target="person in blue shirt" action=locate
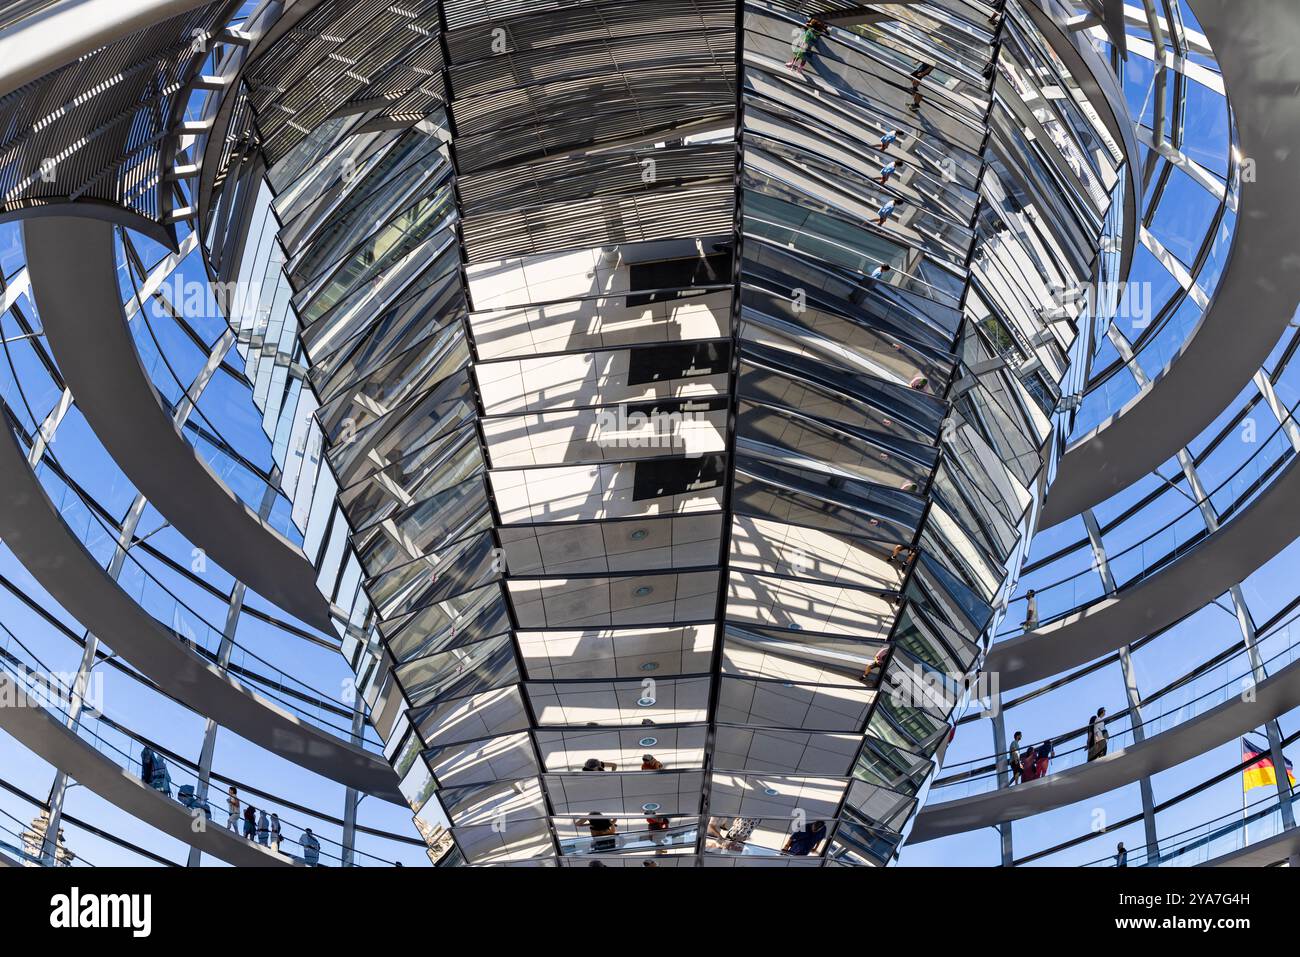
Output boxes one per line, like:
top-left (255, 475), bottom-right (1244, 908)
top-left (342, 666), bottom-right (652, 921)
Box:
top-left (301, 828), bottom-right (321, 866)
top-left (784, 820), bottom-right (827, 856)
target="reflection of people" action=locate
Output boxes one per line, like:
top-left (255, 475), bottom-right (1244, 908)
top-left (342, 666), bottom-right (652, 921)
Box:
top-left (582, 757), bottom-right (617, 772)
top-left (1008, 731), bottom-right (1023, 786)
top-left (909, 62), bottom-right (934, 111)
top-left (888, 544), bottom-right (914, 569)
top-left (876, 129), bottom-right (900, 151)
top-left (640, 754), bottom-right (664, 771)
top-left (875, 199), bottom-right (897, 226)
top-left (784, 820), bottom-right (826, 856)
top-left (578, 814), bottom-right (618, 851)
top-left (862, 646), bottom-right (889, 687)
top-left (785, 18), bottom-right (825, 73)
top-left (707, 816), bottom-right (760, 852)
top-left (1115, 842), bottom-right (1127, 867)
top-left (848, 263), bottom-right (894, 307)
top-left (878, 159), bottom-right (897, 184)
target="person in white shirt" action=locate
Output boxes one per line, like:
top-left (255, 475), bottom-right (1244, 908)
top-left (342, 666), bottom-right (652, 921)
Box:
top-left (1087, 707), bottom-right (1108, 761)
top-left (1022, 589), bottom-right (1038, 631)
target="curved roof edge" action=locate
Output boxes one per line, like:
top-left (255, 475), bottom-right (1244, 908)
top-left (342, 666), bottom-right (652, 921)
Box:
top-left (0, 408), bottom-right (403, 801)
top-left (989, 454), bottom-right (1300, 689)
top-left (23, 215), bottom-right (335, 633)
top-left (1040, 0), bottom-right (1300, 528)
top-left (0, 0), bottom-right (216, 99)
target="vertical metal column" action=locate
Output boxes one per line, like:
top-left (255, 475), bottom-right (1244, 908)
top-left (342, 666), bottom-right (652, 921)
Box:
top-left (1172, 439), bottom-right (1297, 833)
top-left (185, 578), bottom-right (246, 867)
top-left (41, 439), bottom-right (149, 863)
top-left (990, 704), bottom-right (1014, 865)
top-left (340, 699), bottom-right (365, 867)
top-left (1081, 508), bottom-right (1160, 858)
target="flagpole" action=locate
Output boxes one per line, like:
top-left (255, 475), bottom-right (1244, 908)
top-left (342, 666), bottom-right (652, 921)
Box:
top-left (1242, 739), bottom-right (1249, 850)
top-left (1242, 768), bottom-right (1249, 850)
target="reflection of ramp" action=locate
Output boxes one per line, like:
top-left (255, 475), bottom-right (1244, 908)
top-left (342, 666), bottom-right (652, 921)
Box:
top-left (0, 675), bottom-right (295, 867)
top-left (0, 412), bottom-right (403, 801)
top-left (23, 215), bottom-right (334, 632)
top-left (1040, 0), bottom-right (1300, 527)
top-left (911, 652), bottom-right (1300, 842)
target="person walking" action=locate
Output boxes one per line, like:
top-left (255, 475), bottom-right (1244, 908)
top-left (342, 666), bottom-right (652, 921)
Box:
top-left (243, 803), bottom-right (256, 840)
top-left (270, 812), bottom-right (282, 852)
top-left (301, 828), bottom-right (321, 866)
top-left (226, 786), bottom-right (239, 831)
top-left (783, 820), bottom-right (827, 856)
top-left (1008, 731), bottom-right (1023, 786)
top-left (909, 62), bottom-right (934, 111)
top-left (257, 808), bottom-right (270, 846)
top-left (1115, 842), bottom-right (1128, 867)
top-left (1037, 740), bottom-right (1054, 776)
top-left (1022, 589), bottom-right (1038, 631)
top-left (578, 814), bottom-right (618, 852)
top-left (1087, 707), bottom-right (1108, 761)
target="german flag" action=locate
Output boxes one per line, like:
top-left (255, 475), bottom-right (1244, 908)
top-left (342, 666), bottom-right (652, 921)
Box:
top-left (1242, 738), bottom-right (1296, 792)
